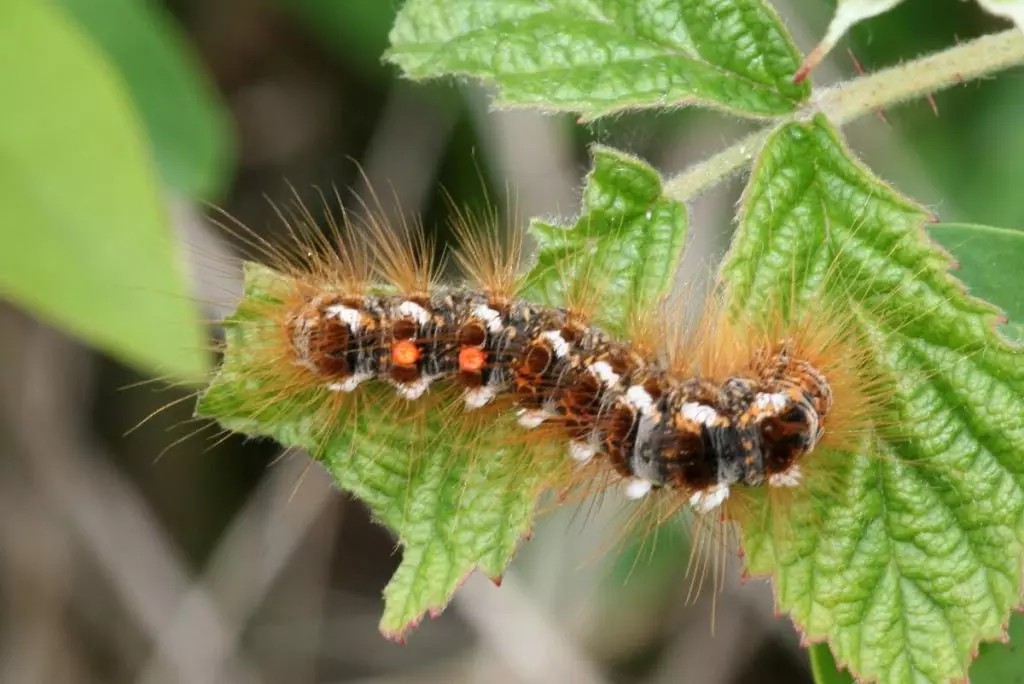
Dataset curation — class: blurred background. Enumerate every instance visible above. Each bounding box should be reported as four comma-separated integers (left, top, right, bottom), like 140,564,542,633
0,1,1022,683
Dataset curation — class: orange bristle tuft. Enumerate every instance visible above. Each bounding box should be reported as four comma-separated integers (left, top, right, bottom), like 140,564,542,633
449,197,525,306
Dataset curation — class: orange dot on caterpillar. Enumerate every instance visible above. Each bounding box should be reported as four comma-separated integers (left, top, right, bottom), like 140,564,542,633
391,339,421,367
458,346,487,372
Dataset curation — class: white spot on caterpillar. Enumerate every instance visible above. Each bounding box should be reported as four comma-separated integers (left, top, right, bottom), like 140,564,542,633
396,375,437,400
805,407,822,447
680,402,718,427
517,409,550,429
540,330,570,358
625,478,653,500
689,485,730,513
473,305,503,333
568,440,596,463
755,392,789,412
326,372,372,393
464,386,497,410
587,361,620,387
325,304,362,332
769,467,803,488
625,385,653,414
398,300,430,326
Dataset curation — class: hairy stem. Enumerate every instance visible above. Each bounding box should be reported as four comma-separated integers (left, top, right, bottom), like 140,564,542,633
664,28,1024,201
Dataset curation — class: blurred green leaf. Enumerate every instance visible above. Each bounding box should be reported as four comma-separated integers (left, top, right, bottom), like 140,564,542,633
605,515,689,585
58,0,234,200
929,223,1024,342
283,0,400,74
959,82,1024,230
726,116,1024,683
970,614,1024,683
0,2,207,381
387,0,809,120
524,146,687,336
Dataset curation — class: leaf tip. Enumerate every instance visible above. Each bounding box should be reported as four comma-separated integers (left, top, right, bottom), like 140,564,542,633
381,629,408,645
380,605,430,643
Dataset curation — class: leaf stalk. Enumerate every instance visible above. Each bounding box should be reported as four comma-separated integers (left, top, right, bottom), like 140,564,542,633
664,28,1024,201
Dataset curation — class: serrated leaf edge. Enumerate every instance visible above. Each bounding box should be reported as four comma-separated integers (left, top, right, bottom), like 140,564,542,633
726,117,1024,682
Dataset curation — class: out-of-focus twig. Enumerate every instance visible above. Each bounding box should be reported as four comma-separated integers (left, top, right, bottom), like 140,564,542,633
137,458,339,684
0,443,82,683
352,82,459,230
0,311,263,684
454,573,609,684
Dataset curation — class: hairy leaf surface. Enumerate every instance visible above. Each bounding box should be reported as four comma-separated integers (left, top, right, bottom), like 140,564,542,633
524,146,687,336
387,0,809,119
724,116,1024,683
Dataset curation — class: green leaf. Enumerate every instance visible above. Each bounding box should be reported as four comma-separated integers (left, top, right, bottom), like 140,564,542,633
57,0,234,200
198,309,557,635
723,116,1024,683
282,0,399,74
197,149,688,639
970,613,1024,683
929,223,1024,343
523,146,687,336
0,2,207,381
387,0,809,120
812,598,1024,683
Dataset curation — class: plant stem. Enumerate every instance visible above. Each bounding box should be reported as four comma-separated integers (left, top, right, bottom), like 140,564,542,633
664,28,1024,202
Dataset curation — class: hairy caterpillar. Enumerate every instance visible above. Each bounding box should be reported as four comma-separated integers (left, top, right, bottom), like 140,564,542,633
193,186,886,537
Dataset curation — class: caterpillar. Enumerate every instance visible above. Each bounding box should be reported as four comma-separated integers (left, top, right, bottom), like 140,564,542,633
285,270,843,509
199,188,882,525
